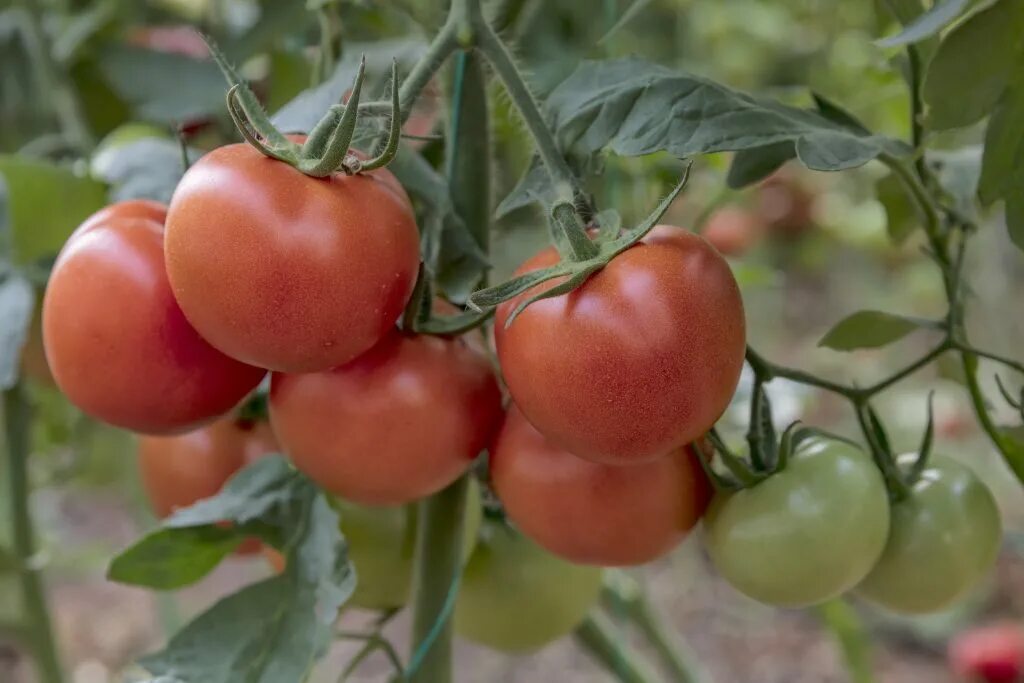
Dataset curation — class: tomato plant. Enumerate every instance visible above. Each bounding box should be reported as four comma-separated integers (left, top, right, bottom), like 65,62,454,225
493,225,746,465
269,329,503,505
41,200,266,433
454,521,604,653
491,406,711,566
855,455,1002,615
165,143,420,373
704,432,890,607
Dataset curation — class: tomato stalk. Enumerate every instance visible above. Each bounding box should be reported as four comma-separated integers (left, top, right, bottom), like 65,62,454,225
3,384,64,683
815,600,875,683
574,613,664,683
602,571,710,683
405,46,490,683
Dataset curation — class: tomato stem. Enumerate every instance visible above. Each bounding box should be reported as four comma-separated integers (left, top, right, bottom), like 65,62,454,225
2,384,65,683
574,613,665,683
816,600,876,683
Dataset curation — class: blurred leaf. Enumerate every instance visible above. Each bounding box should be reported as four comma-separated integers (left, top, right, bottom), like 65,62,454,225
108,527,243,590
112,456,355,683
0,156,107,264
52,0,119,64
266,51,314,113
221,1,318,63
922,0,1024,130
496,157,554,218
810,92,871,134
0,274,32,390
979,82,1024,206
598,0,655,45
928,146,982,218
545,57,910,171
91,138,198,204
1007,188,1024,252
388,149,489,302
819,310,925,351
876,171,921,244
876,0,971,48
727,142,795,189
272,39,428,134
98,45,225,124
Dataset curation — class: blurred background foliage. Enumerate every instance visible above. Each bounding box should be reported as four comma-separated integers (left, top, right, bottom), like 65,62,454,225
0,0,1021,681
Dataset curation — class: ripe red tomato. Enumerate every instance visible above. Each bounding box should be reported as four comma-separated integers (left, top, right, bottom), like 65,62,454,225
700,206,764,257
138,416,277,554
949,623,1024,683
269,330,503,505
490,406,711,566
164,143,420,373
494,225,746,464
756,169,815,238
42,200,265,433
127,25,209,60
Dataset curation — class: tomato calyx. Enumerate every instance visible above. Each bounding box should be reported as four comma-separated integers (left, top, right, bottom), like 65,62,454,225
854,393,936,501
466,162,693,326
206,37,402,178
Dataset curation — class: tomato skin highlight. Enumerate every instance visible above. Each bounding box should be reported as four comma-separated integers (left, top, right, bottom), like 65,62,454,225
704,435,890,608
491,406,711,566
42,201,265,434
138,417,277,554
264,481,483,609
855,455,1001,615
164,143,420,373
495,225,746,465
455,522,603,653
269,331,503,506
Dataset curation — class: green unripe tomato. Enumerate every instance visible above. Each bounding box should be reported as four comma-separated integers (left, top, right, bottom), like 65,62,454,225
455,521,603,652
855,454,1001,615
704,434,890,607
341,478,482,611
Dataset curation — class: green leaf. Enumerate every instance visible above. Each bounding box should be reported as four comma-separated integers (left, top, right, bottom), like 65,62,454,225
876,0,971,48
928,146,982,218
98,45,225,124
111,456,356,683
91,138,198,204
876,172,921,244
0,274,33,390
1007,187,1024,252
496,157,560,218
107,527,243,590
138,496,354,683
544,57,910,171
0,156,108,264
819,310,925,351
727,142,795,189
979,82,1024,206
387,150,489,302
922,0,1024,130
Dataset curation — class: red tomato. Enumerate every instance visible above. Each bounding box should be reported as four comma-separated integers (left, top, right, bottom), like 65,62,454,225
164,143,420,373
127,25,209,60
138,416,276,555
756,169,815,238
43,201,265,433
700,206,764,257
494,225,746,464
269,330,503,505
950,623,1024,683
491,406,711,566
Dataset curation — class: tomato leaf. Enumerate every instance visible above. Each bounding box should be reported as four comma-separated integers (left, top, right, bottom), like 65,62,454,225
91,138,198,204
111,456,355,683
1007,188,1024,253
98,45,226,124
544,57,910,171
979,82,1024,207
0,156,108,265
876,171,922,244
0,274,33,391
727,142,795,189
818,310,926,351
928,146,982,219
876,0,971,48
922,0,1024,131
107,526,244,590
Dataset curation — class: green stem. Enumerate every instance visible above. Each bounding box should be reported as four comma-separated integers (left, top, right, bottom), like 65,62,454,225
407,477,469,683
951,342,1024,376
16,0,93,150
961,353,1024,481
3,385,64,683
602,571,709,683
574,613,664,683
474,16,592,216
816,600,875,683
858,341,950,397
